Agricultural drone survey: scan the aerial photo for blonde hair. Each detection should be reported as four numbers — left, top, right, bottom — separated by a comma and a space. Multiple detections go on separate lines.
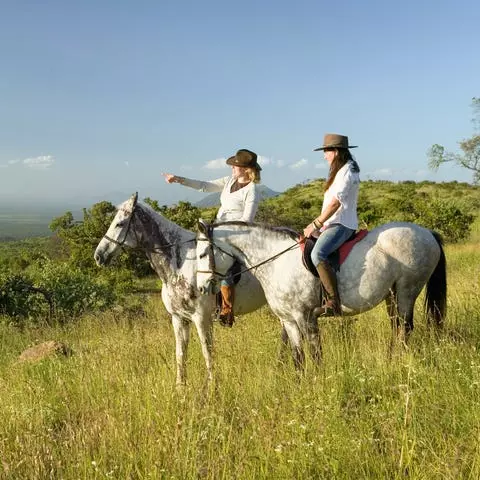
245, 167, 261, 183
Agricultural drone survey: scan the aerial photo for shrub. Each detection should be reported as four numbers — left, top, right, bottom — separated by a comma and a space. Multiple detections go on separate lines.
0, 262, 119, 326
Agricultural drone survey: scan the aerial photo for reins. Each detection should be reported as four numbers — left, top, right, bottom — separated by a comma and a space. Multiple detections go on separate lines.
102, 205, 196, 255
198, 226, 302, 279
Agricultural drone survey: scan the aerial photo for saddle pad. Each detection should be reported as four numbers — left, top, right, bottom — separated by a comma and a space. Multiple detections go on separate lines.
301, 229, 368, 276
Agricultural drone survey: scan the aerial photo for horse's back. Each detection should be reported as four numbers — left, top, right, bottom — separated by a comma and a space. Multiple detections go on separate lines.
371, 222, 440, 268
338, 222, 441, 312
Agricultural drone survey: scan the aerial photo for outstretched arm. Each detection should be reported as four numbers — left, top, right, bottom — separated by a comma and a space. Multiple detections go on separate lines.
162, 173, 228, 193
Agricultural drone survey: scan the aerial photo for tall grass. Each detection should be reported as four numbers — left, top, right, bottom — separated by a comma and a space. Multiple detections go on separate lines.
1, 238, 479, 478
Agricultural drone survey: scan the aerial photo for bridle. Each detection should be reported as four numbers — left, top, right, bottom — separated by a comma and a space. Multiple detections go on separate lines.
102, 195, 195, 254
196, 221, 237, 280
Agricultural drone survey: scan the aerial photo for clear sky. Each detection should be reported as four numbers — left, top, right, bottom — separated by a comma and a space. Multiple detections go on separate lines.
1, 0, 479, 207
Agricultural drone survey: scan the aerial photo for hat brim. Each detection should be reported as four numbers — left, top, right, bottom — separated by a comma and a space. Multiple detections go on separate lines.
313, 145, 358, 151
226, 156, 262, 170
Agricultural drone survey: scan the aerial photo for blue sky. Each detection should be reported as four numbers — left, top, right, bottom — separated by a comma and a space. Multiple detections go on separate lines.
1, 0, 479, 206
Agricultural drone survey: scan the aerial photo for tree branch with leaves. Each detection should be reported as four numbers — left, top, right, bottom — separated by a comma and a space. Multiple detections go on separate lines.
428, 97, 480, 185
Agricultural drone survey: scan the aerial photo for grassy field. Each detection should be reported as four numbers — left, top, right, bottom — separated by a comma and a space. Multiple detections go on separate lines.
0, 213, 53, 240
0, 227, 479, 478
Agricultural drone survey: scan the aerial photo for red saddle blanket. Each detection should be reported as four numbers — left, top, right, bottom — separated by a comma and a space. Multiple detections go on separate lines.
300, 229, 368, 276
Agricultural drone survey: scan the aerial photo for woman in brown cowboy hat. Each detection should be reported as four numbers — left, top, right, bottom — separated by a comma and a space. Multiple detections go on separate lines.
162, 148, 262, 327
303, 134, 360, 317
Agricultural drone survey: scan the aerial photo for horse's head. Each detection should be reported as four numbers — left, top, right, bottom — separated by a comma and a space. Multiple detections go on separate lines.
94, 192, 140, 266
196, 219, 237, 295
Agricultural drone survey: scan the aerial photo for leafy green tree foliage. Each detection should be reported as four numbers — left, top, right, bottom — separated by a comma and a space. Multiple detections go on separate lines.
145, 197, 202, 230
161, 201, 203, 230
428, 98, 480, 184
49, 201, 151, 276
49, 198, 202, 278
49, 201, 117, 269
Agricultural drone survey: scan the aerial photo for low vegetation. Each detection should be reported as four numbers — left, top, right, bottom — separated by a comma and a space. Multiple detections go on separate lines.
0, 227, 479, 478
0, 180, 479, 477
1, 180, 479, 326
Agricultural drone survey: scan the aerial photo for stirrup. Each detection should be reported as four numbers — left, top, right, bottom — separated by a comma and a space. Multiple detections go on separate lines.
313, 303, 341, 318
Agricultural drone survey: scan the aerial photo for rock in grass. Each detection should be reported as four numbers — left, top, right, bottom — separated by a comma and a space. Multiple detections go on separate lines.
18, 340, 72, 363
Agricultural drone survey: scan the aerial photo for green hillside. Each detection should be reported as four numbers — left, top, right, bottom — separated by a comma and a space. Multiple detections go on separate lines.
201, 179, 480, 243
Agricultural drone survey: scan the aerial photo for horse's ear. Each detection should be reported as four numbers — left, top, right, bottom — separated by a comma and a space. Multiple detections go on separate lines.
198, 218, 208, 234
132, 192, 138, 207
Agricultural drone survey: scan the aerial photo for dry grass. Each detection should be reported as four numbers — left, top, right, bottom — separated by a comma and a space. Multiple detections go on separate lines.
1, 235, 479, 478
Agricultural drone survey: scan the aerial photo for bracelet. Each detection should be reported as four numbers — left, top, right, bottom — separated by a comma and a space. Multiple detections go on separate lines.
313, 219, 323, 229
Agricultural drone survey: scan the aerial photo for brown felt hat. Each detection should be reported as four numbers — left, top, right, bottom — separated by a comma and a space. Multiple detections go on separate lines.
226, 149, 262, 170
314, 133, 358, 151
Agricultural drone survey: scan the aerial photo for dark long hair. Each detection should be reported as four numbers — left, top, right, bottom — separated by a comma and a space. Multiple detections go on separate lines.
324, 149, 359, 191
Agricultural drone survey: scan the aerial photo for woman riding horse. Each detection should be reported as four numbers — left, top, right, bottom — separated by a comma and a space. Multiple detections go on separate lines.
303, 134, 360, 318
163, 148, 263, 327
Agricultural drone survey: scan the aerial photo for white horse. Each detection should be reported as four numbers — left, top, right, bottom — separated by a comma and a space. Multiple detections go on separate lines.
93, 193, 266, 386
196, 220, 447, 366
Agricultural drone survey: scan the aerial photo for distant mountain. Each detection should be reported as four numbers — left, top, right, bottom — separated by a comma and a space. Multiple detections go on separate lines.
195, 185, 281, 208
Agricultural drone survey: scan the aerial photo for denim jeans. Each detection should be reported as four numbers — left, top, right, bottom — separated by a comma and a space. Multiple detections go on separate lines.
310, 223, 355, 266
220, 261, 241, 287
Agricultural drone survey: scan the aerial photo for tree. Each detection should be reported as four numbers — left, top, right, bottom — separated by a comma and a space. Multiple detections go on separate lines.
49, 201, 117, 269
428, 98, 480, 184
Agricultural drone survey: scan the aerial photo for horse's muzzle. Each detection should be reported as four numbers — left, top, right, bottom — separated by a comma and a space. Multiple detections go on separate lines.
94, 252, 106, 266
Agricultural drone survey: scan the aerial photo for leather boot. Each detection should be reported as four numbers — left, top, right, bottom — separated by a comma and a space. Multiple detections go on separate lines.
313, 261, 342, 317
218, 285, 235, 327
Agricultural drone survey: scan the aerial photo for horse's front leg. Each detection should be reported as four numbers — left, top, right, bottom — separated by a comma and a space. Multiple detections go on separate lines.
303, 312, 322, 366
192, 311, 214, 384
282, 320, 305, 370
171, 314, 191, 386
277, 325, 290, 366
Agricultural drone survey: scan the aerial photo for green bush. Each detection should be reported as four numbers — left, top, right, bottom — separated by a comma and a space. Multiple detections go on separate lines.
32, 261, 117, 321
0, 262, 119, 325
413, 199, 475, 243
0, 274, 50, 323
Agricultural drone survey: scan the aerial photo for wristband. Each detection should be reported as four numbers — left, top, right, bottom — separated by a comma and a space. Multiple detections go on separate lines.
313, 219, 322, 229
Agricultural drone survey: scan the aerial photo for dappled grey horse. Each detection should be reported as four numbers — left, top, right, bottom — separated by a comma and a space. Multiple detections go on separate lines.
94, 193, 266, 385
196, 220, 447, 367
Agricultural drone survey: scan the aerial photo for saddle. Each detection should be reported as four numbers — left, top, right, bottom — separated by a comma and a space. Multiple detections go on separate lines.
301, 229, 368, 276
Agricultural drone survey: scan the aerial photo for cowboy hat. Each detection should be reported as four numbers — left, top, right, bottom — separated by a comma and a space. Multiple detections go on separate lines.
314, 133, 358, 151
226, 149, 262, 170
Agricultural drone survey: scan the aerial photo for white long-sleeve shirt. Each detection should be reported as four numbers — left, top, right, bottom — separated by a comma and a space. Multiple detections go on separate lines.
322, 161, 360, 230
180, 176, 260, 222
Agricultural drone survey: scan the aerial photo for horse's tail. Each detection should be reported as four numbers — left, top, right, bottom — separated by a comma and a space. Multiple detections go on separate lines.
424, 231, 447, 326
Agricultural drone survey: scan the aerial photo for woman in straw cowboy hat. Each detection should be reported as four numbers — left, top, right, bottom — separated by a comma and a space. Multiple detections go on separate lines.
303, 134, 360, 317
163, 148, 262, 327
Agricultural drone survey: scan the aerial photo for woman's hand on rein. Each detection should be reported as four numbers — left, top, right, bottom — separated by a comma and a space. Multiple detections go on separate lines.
303, 223, 317, 238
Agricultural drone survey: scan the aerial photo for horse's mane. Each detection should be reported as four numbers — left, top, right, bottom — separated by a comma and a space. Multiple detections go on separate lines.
212, 220, 300, 241
118, 200, 194, 238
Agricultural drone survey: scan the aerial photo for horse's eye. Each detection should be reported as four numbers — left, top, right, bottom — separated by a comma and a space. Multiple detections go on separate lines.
199, 252, 207, 259
116, 222, 124, 228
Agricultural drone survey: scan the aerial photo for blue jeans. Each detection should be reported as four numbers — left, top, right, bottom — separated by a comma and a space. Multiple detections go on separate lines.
310, 223, 355, 266
220, 261, 241, 287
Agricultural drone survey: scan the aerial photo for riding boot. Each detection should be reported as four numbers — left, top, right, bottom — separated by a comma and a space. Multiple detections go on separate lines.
218, 285, 235, 327
313, 261, 342, 317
